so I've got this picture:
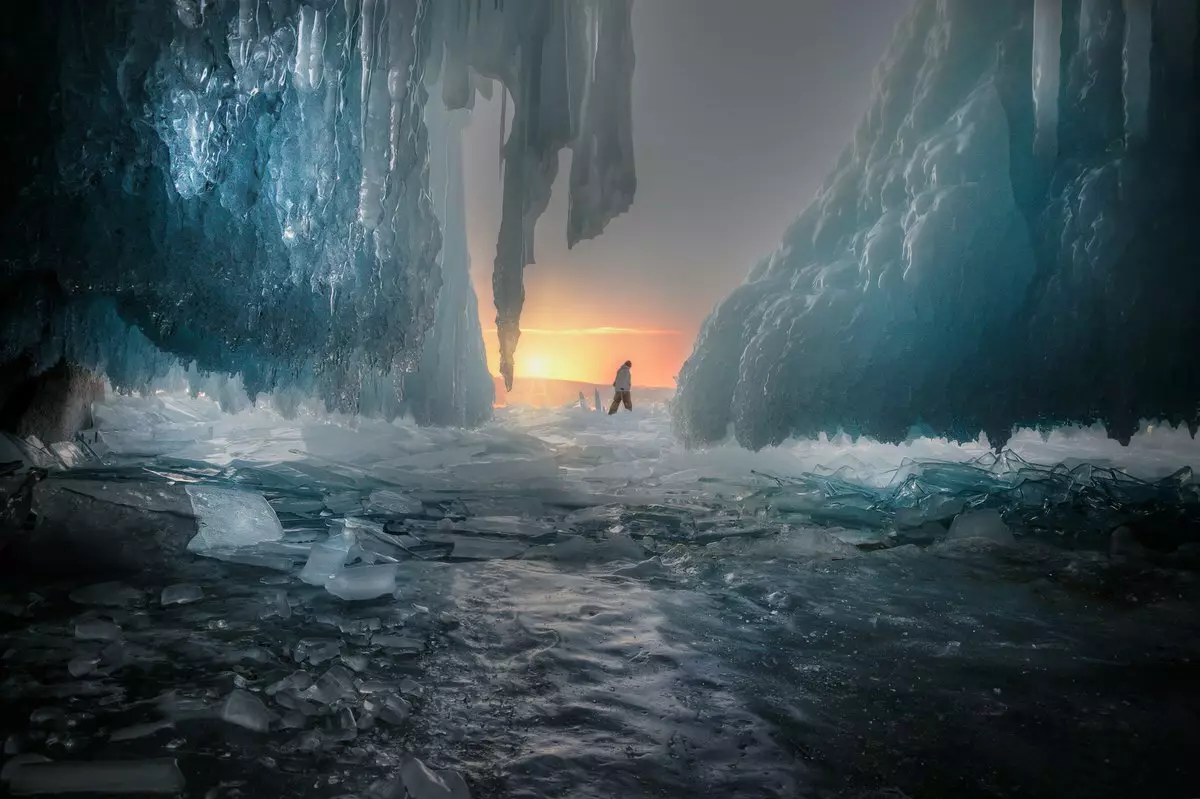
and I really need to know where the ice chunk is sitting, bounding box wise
[303,665,357,706]
[185,485,283,557]
[366,489,423,516]
[295,639,341,666]
[68,583,141,607]
[378,694,412,726]
[325,565,398,601]
[1,754,52,783]
[259,589,293,621]
[437,536,529,561]
[1032,0,1063,159]
[159,584,203,606]
[371,635,425,654]
[108,721,174,742]
[266,671,313,696]
[324,491,364,515]
[67,654,101,678]
[219,690,273,733]
[74,619,121,642]
[948,510,1015,544]
[1122,0,1151,145]
[299,533,355,586]
[29,708,66,726]
[4,758,185,795]
[400,757,471,799]
[326,707,358,742]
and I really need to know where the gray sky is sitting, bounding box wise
[464,0,911,384]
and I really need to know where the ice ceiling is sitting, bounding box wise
[0,0,635,419]
[674,0,1200,449]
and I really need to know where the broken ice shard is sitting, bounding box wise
[303,665,357,706]
[400,757,472,799]
[68,583,141,607]
[366,489,424,516]
[219,690,273,733]
[299,533,355,586]
[948,510,1015,544]
[1,755,52,782]
[5,758,186,795]
[67,654,102,678]
[159,584,203,606]
[324,565,398,601]
[379,694,412,726]
[185,485,283,557]
[74,619,122,642]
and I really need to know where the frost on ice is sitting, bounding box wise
[674,0,1200,450]
[0,0,636,421]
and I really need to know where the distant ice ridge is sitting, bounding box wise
[1,0,635,417]
[674,0,1200,450]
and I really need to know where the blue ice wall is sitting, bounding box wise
[0,0,634,420]
[673,0,1200,449]
[399,103,495,427]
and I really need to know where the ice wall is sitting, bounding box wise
[400,103,495,427]
[674,0,1200,450]
[0,0,635,423]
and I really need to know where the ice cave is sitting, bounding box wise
[1,1,1199,797]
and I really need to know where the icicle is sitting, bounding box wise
[1123,0,1152,145]
[309,10,328,90]
[1156,0,1197,85]
[358,0,391,230]
[387,0,410,173]
[1032,0,1063,160]
[498,85,507,180]
[344,0,360,60]
[236,0,257,69]
[294,5,314,91]
[360,0,379,134]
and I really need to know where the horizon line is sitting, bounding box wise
[482,326,682,336]
[494,374,678,390]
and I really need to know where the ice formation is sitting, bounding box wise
[675,0,1200,450]
[0,0,635,428]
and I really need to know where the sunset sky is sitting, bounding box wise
[462,0,909,388]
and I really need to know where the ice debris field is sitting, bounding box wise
[2,392,1200,797]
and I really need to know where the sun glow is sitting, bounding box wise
[523,355,551,378]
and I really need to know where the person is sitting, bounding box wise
[608,360,633,414]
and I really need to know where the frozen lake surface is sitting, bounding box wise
[2,394,1199,798]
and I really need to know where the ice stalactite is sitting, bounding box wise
[295,5,314,92]
[458,0,637,390]
[1123,0,1152,145]
[358,0,389,231]
[309,9,328,90]
[567,0,637,247]
[401,102,495,427]
[1033,0,1064,160]
[1,0,636,430]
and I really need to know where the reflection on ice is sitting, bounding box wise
[0,391,1199,797]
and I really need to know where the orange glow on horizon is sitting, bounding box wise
[480,326,689,388]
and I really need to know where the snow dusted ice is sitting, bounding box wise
[1,391,1199,797]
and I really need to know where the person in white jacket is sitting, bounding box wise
[608,360,633,414]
